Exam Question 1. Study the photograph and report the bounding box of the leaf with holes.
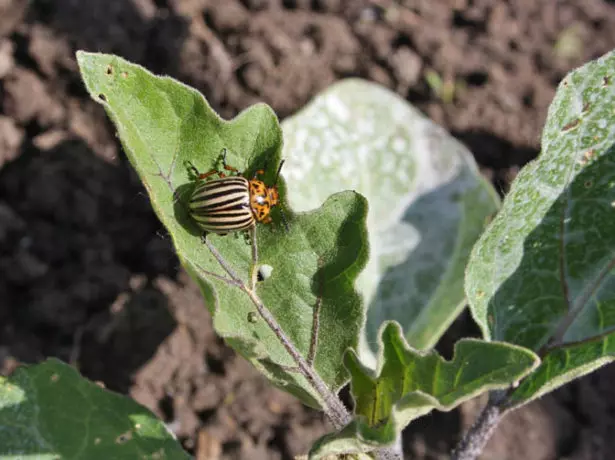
[77,52,369,410]
[308,322,538,458]
[0,359,189,459]
[281,79,499,361]
[466,49,615,407]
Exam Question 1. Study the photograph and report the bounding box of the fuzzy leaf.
[466,49,615,406]
[310,322,538,456]
[77,52,368,409]
[281,79,499,357]
[0,359,188,459]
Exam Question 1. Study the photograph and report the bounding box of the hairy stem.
[204,233,351,429]
[249,226,258,291]
[373,435,404,460]
[242,287,351,428]
[451,391,506,460]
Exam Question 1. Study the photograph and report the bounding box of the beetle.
[186,149,287,236]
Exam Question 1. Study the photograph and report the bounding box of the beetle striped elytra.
[186,149,287,236]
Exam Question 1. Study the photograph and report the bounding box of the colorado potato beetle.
[187,149,286,236]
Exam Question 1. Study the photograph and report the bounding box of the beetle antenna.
[274,159,285,185]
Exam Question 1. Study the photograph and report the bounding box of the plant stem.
[203,232,351,429]
[373,435,404,460]
[451,391,506,460]
[203,232,407,459]
[242,286,351,428]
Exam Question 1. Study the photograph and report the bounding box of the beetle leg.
[220,148,240,176]
[186,160,225,180]
[185,160,201,179]
[223,165,239,175]
[198,169,225,180]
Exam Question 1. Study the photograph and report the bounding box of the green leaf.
[0,359,188,459]
[76,52,369,409]
[309,422,381,459]
[508,338,615,406]
[281,79,499,356]
[310,322,538,456]
[465,49,615,406]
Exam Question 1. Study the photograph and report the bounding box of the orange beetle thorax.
[249,179,279,223]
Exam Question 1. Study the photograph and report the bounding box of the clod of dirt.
[28,24,73,77]
[206,1,249,33]
[0,116,23,167]
[32,129,69,151]
[3,67,64,126]
[0,39,14,78]
[0,0,28,37]
[390,46,423,89]
[0,201,25,241]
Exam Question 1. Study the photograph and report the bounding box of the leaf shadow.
[482,140,615,352]
[365,157,490,352]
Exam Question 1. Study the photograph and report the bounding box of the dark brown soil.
[1,1,615,459]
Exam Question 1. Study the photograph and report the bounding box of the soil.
[1,0,615,459]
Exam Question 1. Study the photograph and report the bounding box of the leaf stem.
[203,233,352,429]
[373,435,404,460]
[451,390,506,460]
[249,226,258,291]
[242,286,351,428]
[308,259,324,366]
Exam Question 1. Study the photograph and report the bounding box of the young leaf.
[281,79,499,358]
[465,49,615,406]
[76,52,368,410]
[0,359,189,459]
[310,322,538,456]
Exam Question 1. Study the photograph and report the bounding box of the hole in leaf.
[98,93,107,102]
[115,430,133,444]
[106,65,113,75]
